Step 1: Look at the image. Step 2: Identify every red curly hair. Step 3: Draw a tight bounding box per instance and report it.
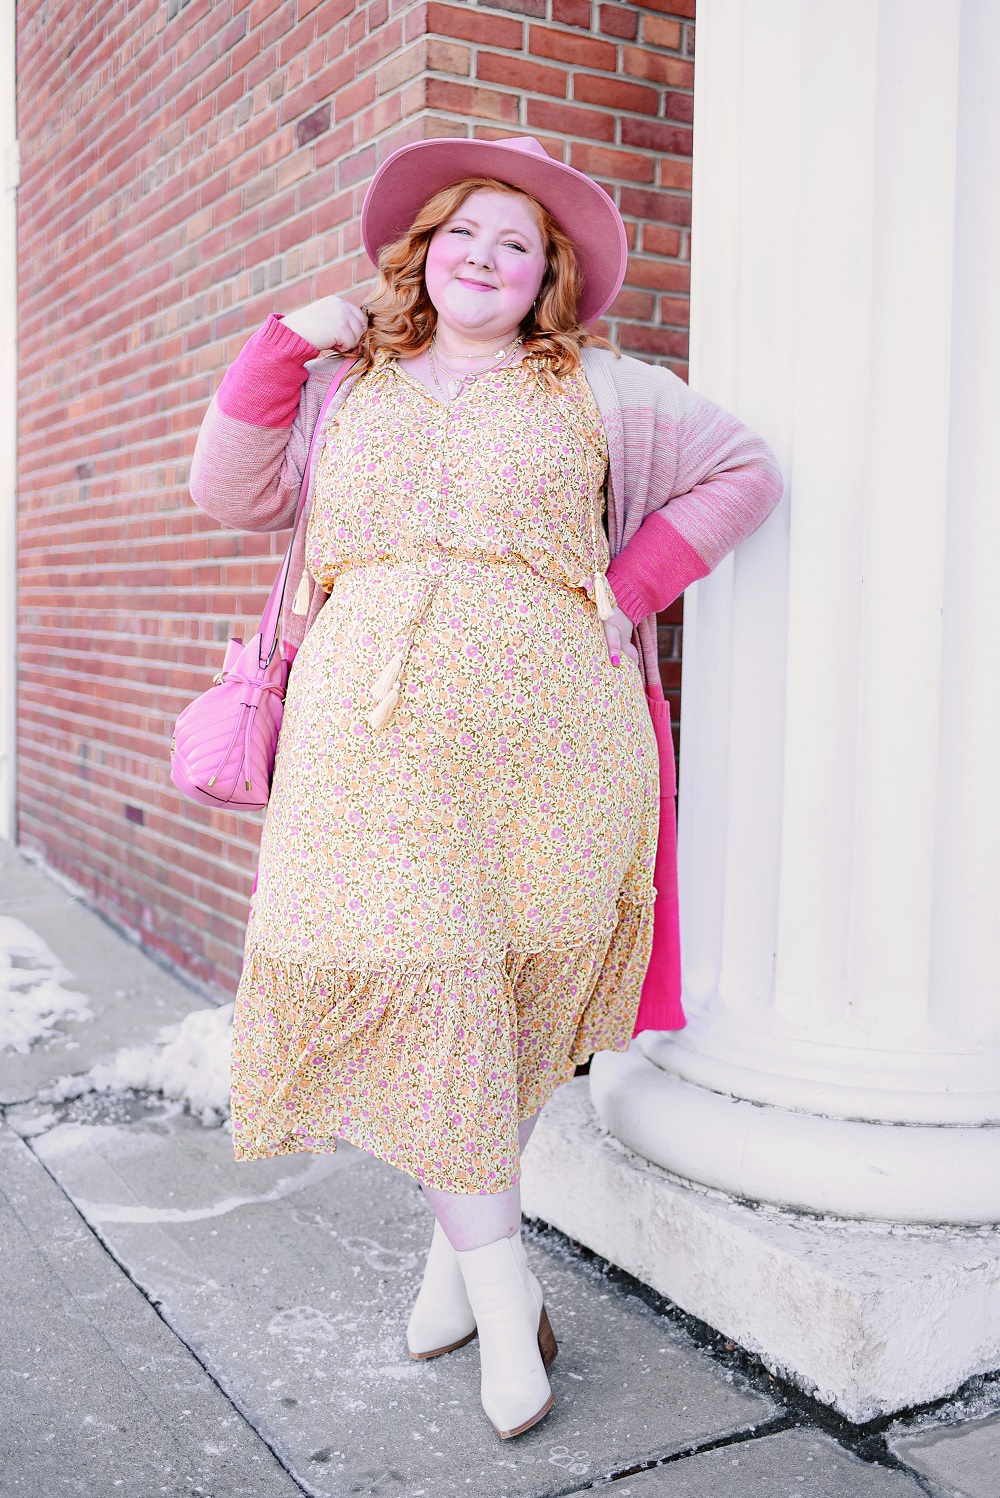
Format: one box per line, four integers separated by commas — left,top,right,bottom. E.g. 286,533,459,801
354,176,618,392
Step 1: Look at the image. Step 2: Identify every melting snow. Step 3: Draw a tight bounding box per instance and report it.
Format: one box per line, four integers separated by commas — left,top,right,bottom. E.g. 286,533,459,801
0,916,93,1052
69,1155,340,1225
46,1003,234,1125
268,1305,341,1343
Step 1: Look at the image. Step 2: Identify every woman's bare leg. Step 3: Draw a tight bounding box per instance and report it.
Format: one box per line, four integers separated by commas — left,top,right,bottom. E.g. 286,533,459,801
421,1112,540,1251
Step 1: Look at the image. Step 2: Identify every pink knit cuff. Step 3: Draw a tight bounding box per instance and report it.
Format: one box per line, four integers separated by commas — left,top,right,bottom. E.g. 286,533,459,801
607,510,711,624
215,313,320,427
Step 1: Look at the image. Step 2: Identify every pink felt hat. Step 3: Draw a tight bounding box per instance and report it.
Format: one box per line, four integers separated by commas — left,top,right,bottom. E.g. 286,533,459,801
360,136,628,325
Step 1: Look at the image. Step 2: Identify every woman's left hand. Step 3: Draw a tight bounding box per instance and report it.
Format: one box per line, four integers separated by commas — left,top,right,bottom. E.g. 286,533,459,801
604,606,640,668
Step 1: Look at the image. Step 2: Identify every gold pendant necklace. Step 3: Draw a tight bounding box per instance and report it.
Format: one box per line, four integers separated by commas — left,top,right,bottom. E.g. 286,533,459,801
428,336,522,402
432,332,522,364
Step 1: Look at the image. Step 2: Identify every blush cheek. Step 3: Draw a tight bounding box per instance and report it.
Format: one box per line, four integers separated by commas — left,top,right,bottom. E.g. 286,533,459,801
501,256,546,323
425,235,461,310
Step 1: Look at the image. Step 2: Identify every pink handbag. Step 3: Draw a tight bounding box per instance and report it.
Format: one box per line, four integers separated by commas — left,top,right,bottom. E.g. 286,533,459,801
169,357,358,810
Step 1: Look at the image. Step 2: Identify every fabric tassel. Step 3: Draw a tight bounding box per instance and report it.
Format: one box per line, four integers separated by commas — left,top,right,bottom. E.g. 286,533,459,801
366,684,399,731
291,571,311,616
370,653,403,702
594,571,617,622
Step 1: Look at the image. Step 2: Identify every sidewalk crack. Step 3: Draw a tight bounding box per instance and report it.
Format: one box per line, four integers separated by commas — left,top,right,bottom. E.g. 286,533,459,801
22,1130,316,1498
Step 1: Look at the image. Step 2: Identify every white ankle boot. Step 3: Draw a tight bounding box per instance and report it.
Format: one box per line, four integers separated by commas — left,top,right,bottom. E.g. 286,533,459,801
406,1219,478,1359
455,1232,558,1439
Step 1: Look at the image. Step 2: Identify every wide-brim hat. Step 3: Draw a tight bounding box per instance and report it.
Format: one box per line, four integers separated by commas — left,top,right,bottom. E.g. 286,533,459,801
360,136,628,325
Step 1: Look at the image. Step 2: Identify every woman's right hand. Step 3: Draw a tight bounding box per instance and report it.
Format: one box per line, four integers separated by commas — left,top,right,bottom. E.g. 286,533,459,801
282,296,368,354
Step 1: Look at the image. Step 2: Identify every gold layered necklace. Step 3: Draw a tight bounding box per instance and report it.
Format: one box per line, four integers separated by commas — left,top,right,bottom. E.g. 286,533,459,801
428,334,523,402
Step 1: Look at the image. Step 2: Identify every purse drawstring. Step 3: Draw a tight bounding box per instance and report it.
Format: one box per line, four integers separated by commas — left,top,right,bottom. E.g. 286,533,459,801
206,674,286,791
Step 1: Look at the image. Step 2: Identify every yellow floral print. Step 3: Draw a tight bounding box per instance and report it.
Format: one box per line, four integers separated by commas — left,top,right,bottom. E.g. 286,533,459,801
230,356,659,1191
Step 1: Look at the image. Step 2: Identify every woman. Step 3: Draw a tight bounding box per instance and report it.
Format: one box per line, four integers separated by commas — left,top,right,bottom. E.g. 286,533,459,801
189,136,782,1440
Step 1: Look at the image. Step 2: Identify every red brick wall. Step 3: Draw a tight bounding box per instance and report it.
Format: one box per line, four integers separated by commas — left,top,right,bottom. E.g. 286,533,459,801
16,0,692,993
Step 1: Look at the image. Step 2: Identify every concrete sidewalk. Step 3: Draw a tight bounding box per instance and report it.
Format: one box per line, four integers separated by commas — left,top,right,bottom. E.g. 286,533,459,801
1,839,997,1497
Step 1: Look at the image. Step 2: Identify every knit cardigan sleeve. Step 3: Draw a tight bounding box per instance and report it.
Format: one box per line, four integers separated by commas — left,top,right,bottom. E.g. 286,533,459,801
189,325,782,634
606,369,784,624
188,313,323,533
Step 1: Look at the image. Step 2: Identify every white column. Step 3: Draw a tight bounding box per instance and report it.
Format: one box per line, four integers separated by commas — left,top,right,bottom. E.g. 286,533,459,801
0,0,18,843
590,0,1000,1224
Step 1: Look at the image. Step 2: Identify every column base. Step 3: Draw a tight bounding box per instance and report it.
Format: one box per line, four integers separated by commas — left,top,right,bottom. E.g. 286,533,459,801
521,1077,1000,1424
588,1043,1000,1224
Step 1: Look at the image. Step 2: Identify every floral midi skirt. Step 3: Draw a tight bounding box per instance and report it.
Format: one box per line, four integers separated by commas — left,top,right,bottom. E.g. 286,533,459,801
230,363,659,1193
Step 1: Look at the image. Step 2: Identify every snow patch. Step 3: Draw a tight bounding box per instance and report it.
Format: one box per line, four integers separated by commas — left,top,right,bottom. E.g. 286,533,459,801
0,916,93,1053
45,1003,234,1125
340,1236,420,1274
72,1155,340,1224
268,1306,340,1344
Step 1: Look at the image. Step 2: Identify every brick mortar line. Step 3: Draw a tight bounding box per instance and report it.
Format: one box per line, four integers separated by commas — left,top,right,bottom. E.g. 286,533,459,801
28,869,252,938
18,612,276,633
16,279,690,379
18,636,272,652
22,203,688,300
20,727,235,766
17,620,270,636
409,64,694,139
413,61,692,107
19,768,244,823
18,820,251,879
20,277,690,367
19,617,277,640
14,754,229,797
15,546,275,566
13,841,228,992
23,728,225,762
22,54,691,237
16,562,286,581
20,720,230,752
27,11,418,189
15,283,693,450
17,578,281,594
16,301,688,421
18,791,261,869
17,657,267,675
15,516,269,535
12,848,251,963
18,838,254,904
17,616,260,633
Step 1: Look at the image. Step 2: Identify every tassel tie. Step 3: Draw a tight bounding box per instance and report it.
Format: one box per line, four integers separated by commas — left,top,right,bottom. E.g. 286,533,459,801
366,653,403,731
364,565,615,734
292,570,312,616
530,377,617,626
365,574,442,733
594,570,616,622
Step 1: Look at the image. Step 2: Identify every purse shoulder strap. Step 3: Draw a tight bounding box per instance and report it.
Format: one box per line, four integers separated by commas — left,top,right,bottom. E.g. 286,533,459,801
258,354,359,664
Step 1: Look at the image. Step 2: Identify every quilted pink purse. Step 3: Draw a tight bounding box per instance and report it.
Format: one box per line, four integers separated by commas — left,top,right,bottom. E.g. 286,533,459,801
169,356,357,810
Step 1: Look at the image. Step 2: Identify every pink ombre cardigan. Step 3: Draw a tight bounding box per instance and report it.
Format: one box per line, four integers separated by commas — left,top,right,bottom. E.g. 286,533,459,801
190,314,783,1032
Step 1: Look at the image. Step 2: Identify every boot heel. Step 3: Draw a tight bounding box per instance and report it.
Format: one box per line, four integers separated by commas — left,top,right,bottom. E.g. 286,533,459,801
537,1304,558,1369
408,1328,477,1361
457,1234,556,1441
